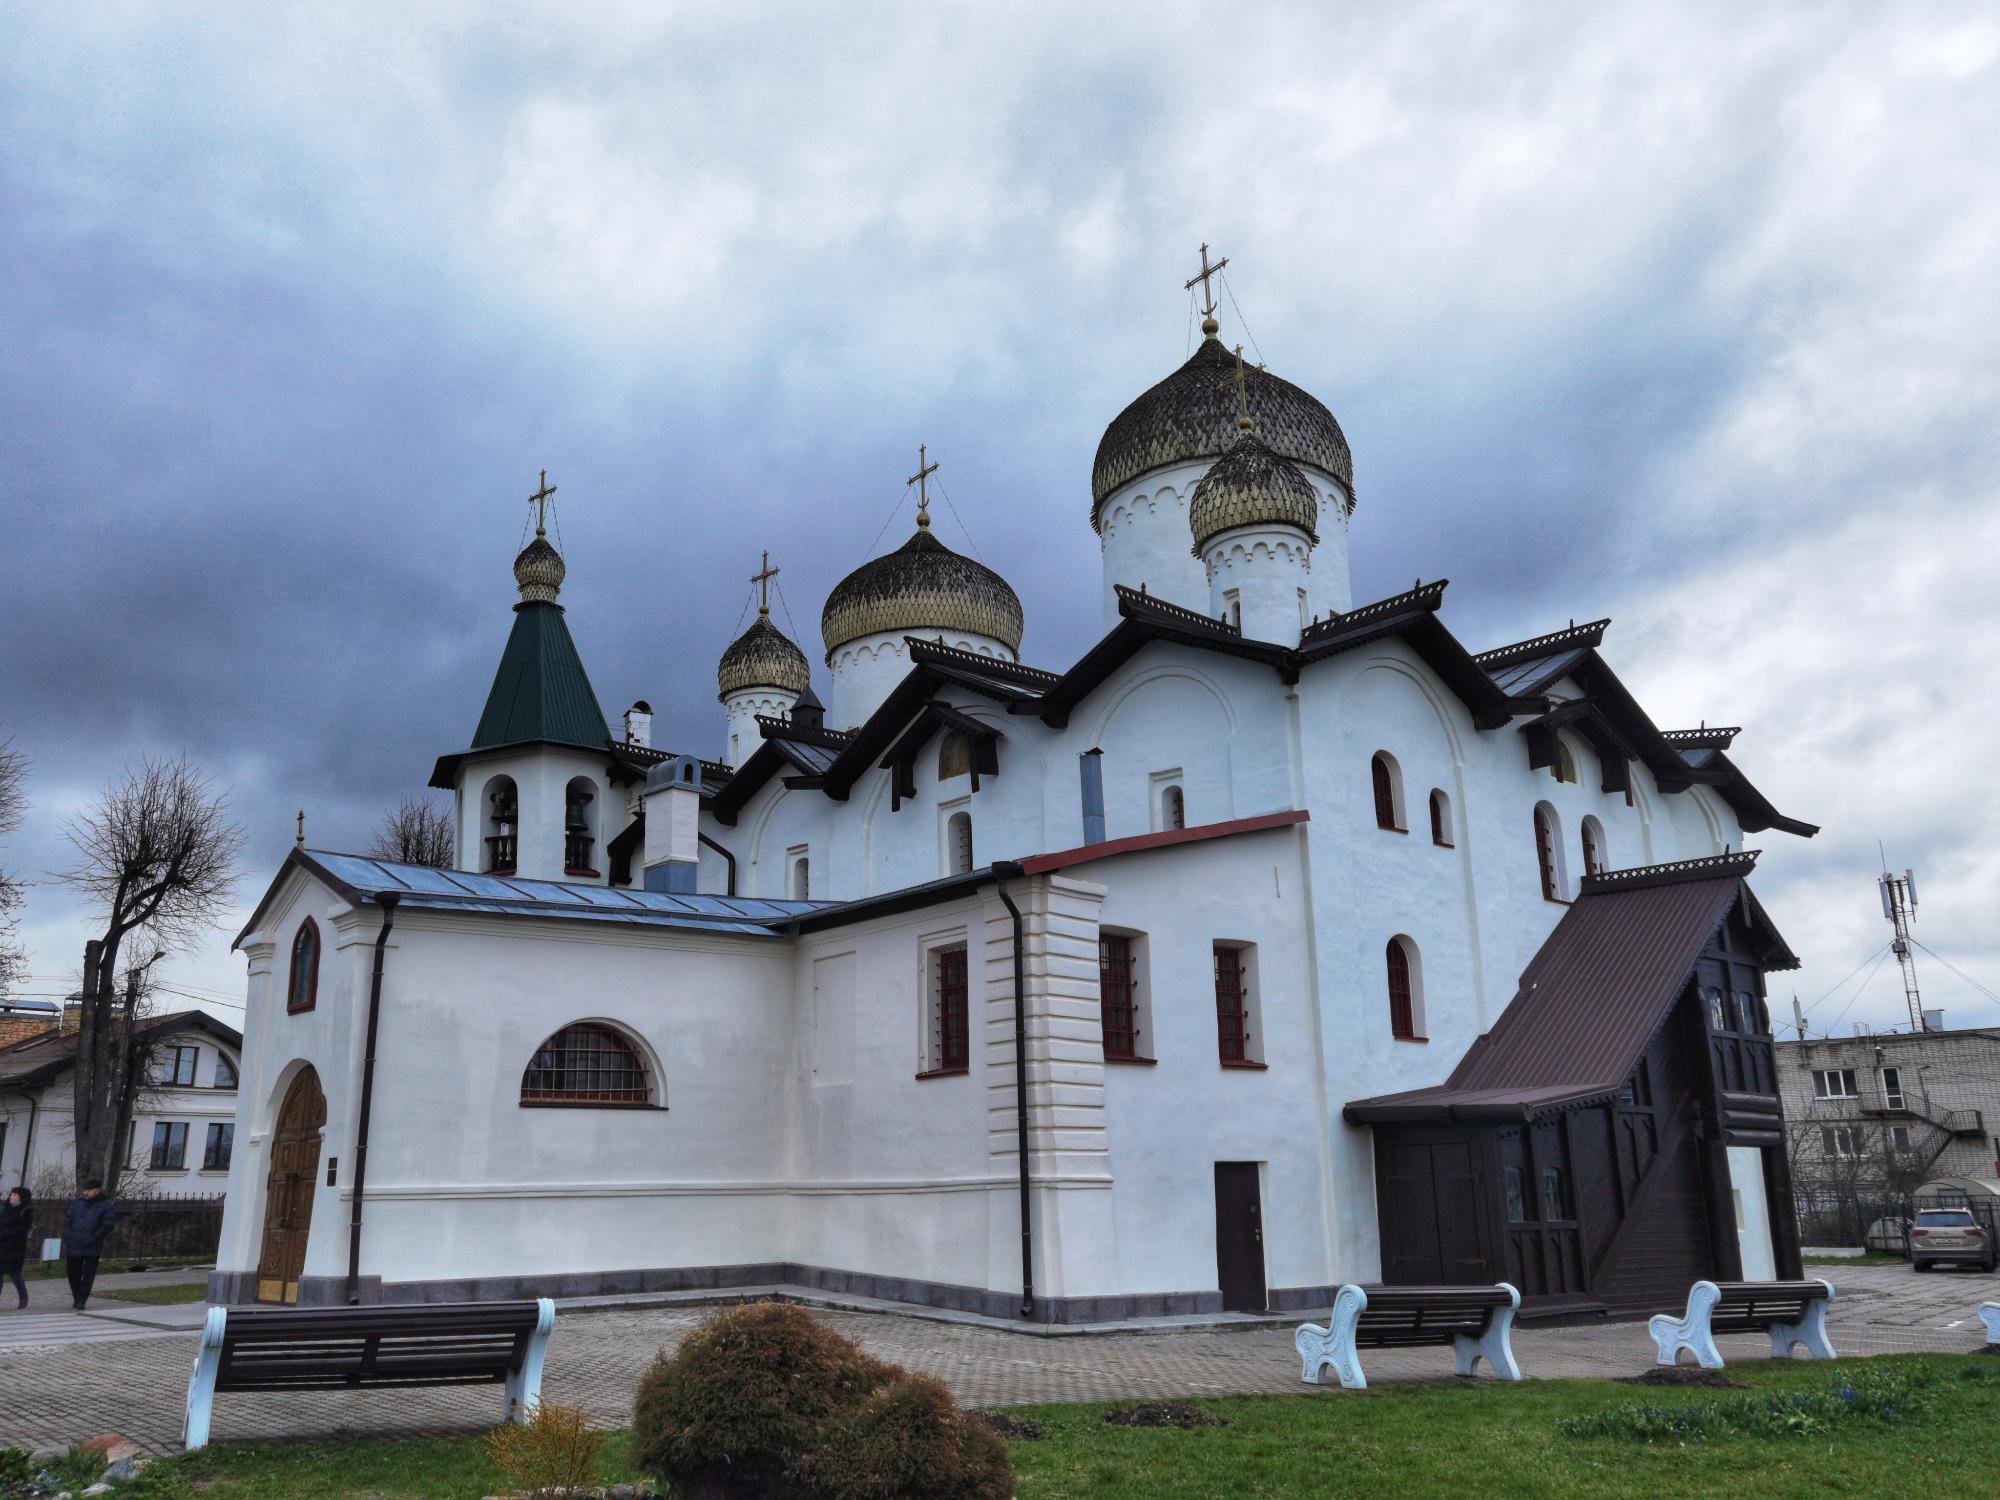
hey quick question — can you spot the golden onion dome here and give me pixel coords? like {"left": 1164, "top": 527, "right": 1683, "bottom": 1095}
{"left": 1186, "top": 435, "right": 1320, "bottom": 554}
{"left": 717, "top": 612, "right": 811, "bottom": 699}
{"left": 821, "top": 528, "right": 1025, "bottom": 662}
{"left": 513, "top": 536, "right": 566, "bottom": 603}
{"left": 1091, "top": 335, "right": 1352, "bottom": 528}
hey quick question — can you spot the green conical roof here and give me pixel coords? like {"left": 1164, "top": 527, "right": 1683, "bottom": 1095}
{"left": 470, "top": 562, "right": 611, "bottom": 752}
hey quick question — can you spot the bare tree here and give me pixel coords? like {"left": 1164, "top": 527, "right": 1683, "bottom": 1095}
{"left": 0, "top": 736, "right": 25, "bottom": 998}
{"left": 367, "top": 794, "right": 455, "bottom": 868}
{"left": 60, "top": 757, "right": 242, "bottom": 1189}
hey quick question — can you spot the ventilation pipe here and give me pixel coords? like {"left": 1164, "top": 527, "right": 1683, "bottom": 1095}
{"left": 1079, "top": 749, "right": 1106, "bottom": 845}
{"left": 623, "top": 701, "right": 653, "bottom": 748}
{"left": 643, "top": 757, "right": 702, "bottom": 893}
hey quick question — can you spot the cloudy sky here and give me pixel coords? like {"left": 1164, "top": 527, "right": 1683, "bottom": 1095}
{"left": 4, "top": 3, "right": 1997, "bottom": 1036}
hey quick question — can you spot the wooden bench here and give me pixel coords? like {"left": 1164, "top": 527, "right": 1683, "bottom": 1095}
{"left": 1296, "top": 1282, "right": 1521, "bottom": 1390}
{"left": 184, "top": 1298, "right": 555, "bottom": 1450}
{"left": 1978, "top": 1301, "right": 1999, "bottom": 1344}
{"left": 1649, "top": 1279, "right": 1834, "bottom": 1370}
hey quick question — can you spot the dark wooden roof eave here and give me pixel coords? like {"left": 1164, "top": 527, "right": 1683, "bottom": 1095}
{"left": 1295, "top": 583, "right": 1521, "bottom": 729}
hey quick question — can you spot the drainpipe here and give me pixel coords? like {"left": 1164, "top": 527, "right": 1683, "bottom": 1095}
{"left": 697, "top": 832, "right": 738, "bottom": 897}
{"left": 346, "top": 892, "right": 399, "bottom": 1305}
{"left": 20, "top": 1093, "right": 39, "bottom": 1187}
{"left": 992, "top": 862, "right": 1034, "bottom": 1319}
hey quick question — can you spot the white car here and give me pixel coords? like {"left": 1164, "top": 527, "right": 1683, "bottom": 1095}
{"left": 1909, "top": 1209, "right": 1996, "bottom": 1272}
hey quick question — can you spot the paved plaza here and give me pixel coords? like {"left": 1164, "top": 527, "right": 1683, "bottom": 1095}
{"left": 0, "top": 1263, "right": 1992, "bottom": 1456}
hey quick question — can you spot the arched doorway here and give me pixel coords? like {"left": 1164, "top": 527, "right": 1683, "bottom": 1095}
{"left": 256, "top": 1067, "right": 325, "bottom": 1304}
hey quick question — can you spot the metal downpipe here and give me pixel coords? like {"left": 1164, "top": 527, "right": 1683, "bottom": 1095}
{"left": 993, "top": 863, "right": 1034, "bottom": 1319}
{"left": 346, "top": 892, "right": 399, "bottom": 1304}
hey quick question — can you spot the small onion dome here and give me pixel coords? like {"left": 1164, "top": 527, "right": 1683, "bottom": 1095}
{"left": 1091, "top": 336, "right": 1353, "bottom": 529}
{"left": 821, "top": 528, "right": 1025, "bottom": 662}
{"left": 513, "top": 536, "right": 566, "bottom": 603}
{"left": 717, "top": 612, "right": 811, "bottom": 700}
{"left": 1187, "top": 435, "right": 1320, "bottom": 555}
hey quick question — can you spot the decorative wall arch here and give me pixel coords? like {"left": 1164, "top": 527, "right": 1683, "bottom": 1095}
{"left": 1086, "top": 662, "right": 1239, "bottom": 747}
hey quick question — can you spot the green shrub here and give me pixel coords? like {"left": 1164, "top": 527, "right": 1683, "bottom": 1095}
{"left": 631, "top": 1302, "right": 1012, "bottom": 1500}
{"left": 1558, "top": 1366, "right": 1934, "bottom": 1444}
{"left": 0, "top": 1448, "right": 31, "bottom": 1486}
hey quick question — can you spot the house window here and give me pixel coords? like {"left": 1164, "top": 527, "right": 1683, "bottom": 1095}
{"left": 1890, "top": 1125, "right": 1912, "bottom": 1152}
{"left": 203, "top": 1122, "right": 234, "bottom": 1170}
{"left": 1581, "top": 816, "right": 1606, "bottom": 877}
{"left": 483, "top": 775, "right": 519, "bottom": 873}
{"left": 1429, "top": 789, "right": 1452, "bottom": 847}
{"left": 1540, "top": 1166, "right": 1569, "bottom": 1220}
{"left": 947, "top": 811, "right": 974, "bottom": 875}
{"left": 521, "top": 1023, "right": 654, "bottom": 1106}
{"left": 287, "top": 918, "right": 320, "bottom": 1014}
{"left": 1099, "top": 935, "right": 1142, "bottom": 1061}
{"left": 1533, "top": 805, "right": 1563, "bottom": 902}
{"left": 1704, "top": 986, "right": 1730, "bottom": 1032}
{"left": 153, "top": 1045, "right": 199, "bottom": 1087}
{"left": 1213, "top": 944, "right": 1252, "bottom": 1063}
{"left": 929, "top": 944, "right": 970, "bottom": 1074}
{"left": 1812, "top": 1069, "right": 1860, "bottom": 1100}
{"left": 1733, "top": 990, "right": 1764, "bottom": 1033}
{"left": 1162, "top": 784, "right": 1185, "bottom": 831}
{"left": 938, "top": 731, "right": 972, "bottom": 781}
{"left": 1371, "top": 753, "right": 1404, "bottom": 831}
{"left": 1504, "top": 1166, "right": 1526, "bottom": 1223}
{"left": 1386, "top": 936, "right": 1425, "bottom": 1040}
{"left": 214, "top": 1054, "right": 238, "bottom": 1090}
{"left": 1821, "top": 1125, "right": 1864, "bottom": 1158}
{"left": 1882, "top": 1066, "right": 1904, "bottom": 1109}
{"left": 1553, "top": 739, "right": 1578, "bottom": 784}
{"left": 149, "top": 1121, "right": 189, "bottom": 1170}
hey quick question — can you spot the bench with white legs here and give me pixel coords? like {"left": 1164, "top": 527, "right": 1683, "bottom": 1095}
{"left": 184, "top": 1298, "right": 555, "bottom": 1451}
{"left": 1979, "top": 1301, "right": 1999, "bottom": 1344}
{"left": 1649, "top": 1279, "right": 1834, "bottom": 1370}
{"left": 1296, "top": 1282, "right": 1521, "bottom": 1391}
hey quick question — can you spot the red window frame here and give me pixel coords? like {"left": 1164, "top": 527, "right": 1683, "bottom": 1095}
{"left": 1100, "top": 936, "right": 1139, "bottom": 1060}
{"left": 1371, "top": 756, "right": 1398, "bottom": 831}
{"left": 936, "top": 945, "right": 970, "bottom": 1072}
{"left": 1535, "top": 809, "right": 1561, "bottom": 901}
{"left": 287, "top": 918, "right": 320, "bottom": 1014}
{"left": 1214, "top": 945, "right": 1249, "bottom": 1062}
{"left": 1387, "top": 940, "right": 1415, "bottom": 1039}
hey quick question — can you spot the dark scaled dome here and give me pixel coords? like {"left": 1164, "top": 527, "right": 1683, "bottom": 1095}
{"left": 821, "top": 528, "right": 1025, "bottom": 662}
{"left": 1187, "top": 435, "right": 1320, "bottom": 554}
{"left": 1091, "top": 336, "right": 1353, "bottom": 528}
{"left": 513, "top": 536, "right": 566, "bottom": 603}
{"left": 717, "top": 612, "right": 811, "bottom": 699}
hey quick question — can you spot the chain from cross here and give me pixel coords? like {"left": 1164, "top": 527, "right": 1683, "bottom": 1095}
{"left": 751, "top": 550, "right": 780, "bottom": 616}
{"left": 528, "top": 469, "right": 559, "bottom": 537}
{"left": 906, "top": 444, "right": 939, "bottom": 528}
{"left": 1217, "top": 343, "right": 1263, "bottom": 434}
{"left": 1184, "top": 243, "right": 1229, "bottom": 319}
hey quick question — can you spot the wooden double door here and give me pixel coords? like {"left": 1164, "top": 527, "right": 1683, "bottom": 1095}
{"left": 257, "top": 1067, "right": 325, "bottom": 1304}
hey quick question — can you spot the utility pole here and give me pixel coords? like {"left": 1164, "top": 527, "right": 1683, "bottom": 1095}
{"left": 1878, "top": 859, "right": 1924, "bottom": 1032}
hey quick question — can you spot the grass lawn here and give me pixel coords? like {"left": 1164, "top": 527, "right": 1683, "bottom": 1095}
{"left": 112, "top": 1354, "right": 2000, "bottom": 1500}
{"left": 1804, "top": 1251, "right": 1907, "bottom": 1268}
{"left": 93, "top": 1282, "right": 209, "bottom": 1306}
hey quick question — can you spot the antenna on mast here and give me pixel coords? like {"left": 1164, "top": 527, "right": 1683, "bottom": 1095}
{"left": 1877, "top": 858, "right": 1926, "bottom": 1031}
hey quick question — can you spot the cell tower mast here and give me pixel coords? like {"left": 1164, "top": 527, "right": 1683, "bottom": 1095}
{"left": 1877, "top": 860, "right": 1925, "bottom": 1032}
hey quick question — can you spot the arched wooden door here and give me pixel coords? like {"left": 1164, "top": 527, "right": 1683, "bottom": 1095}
{"left": 256, "top": 1067, "right": 326, "bottom": 1304}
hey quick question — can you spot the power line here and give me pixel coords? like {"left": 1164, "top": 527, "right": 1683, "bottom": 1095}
{"left": 858, "top": 483, "right": 910, "bottom": 564}
{"left": 1801, "top": 942, "right": 1892, "bottom": 1016}
{"left": 929, "top": 480, "right": 986, "bottom": 564}
{"left": 1185, "top": 283, "right": 1197, "bottom": 359}
{"left": 1912, "top": 941, "right": 2000, "bottom": 1009}
{"left": 1824, "top": 947, "right": 1895, "bottom": 1033}
{"left": 772, "top": 577, "right": 805, "bottom": 651}
{"left": 1218, "top": 269, "right": 1266, "bottom": 368}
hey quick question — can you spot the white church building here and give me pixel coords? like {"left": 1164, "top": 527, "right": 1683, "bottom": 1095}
{"left": 213, "top": 288, "right": 1816, "bottom": 1318}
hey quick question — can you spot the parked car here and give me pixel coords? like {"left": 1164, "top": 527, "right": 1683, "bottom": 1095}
{"left": 1909, "top": 1209, "right": 1996, "bottom": 1272}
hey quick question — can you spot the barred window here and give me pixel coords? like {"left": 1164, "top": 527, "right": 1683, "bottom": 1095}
{"left": 521, "top": 1023, "right": 654, "bottom": 1106}
{"left": 1100, "top": 935, "right": 1139, "bottom": 1060}
{"left": 1214, "top": 945, "right": 1249, "bottom": 1062}
{"left": 932, "top": 945, "right": 970, "bottom": 1073}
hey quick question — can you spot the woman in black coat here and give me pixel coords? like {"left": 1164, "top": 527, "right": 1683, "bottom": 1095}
{"left": 0, "top": 1186, "right": 32, "bottom": 1309}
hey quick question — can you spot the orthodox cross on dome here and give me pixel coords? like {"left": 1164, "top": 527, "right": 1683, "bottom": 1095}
{"left": 527, "top": 469, "right": 559, "bottom": 538}
{"left": 1184, "top": 243, "right": 1229, "bottom": 335}
{"left": 751, "top": 550, "right": 780, "bottom": 618}
{"left": 907, "top": 444, "right": 940, "bottom": 530}
{"left": 1217, "top": 343, "right": 1263, "bottom": 435}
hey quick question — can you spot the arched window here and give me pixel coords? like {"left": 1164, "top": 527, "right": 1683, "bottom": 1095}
{"left": 287, "top": 918, "right": 319, "bottom": 1014}
{"left": 1553, "top": 739, "right": 1578, "bottom": 785}
{"left": 1162, "top": 785, "right": 1185, "bottom": 831}
{"left": 1581, "top": 816, "right": 1607, "bottom": 878}
{"left": 938, "top": 731, "right": 972, "bottom": 782}
{"left": 947, "top": 811, "right": 974, "bottom": 874}
{"left": 521, "top": 1022, "right": 654, "bottom": 1107}
{"left": 1429, "top": 789, "right": 1452, "bottom": 848}
{"left": 1386, "top": 936, "right": 1424, "bottom": 1040}
{"left": 482, "top": 775, "right": 519, "bottom": 873}
{"left": 791, "top": 856, "right": 810, "bottom": 900}
{"left": 1371, "top": 753, "right": 1404, "bottom": 831}
{"left": 564, "top": 777, "right": 598, "bottom": 875}
{"left": 1534, "top": 803, "right": 1565, "bottom": 902}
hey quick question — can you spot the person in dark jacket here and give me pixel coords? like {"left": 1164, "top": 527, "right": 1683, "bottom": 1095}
{"left": 0, "top": 1186, "right": 31, "bottom": 1309}
{"left": 64, "top": 1180, "right": 116, "bottom": 1310}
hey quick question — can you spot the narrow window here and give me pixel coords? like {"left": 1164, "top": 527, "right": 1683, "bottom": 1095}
{"left": 149, "top": 1121, "right": 188, "bottom": 1170}
{"left": 1534, "top": 806, "right": 1562, "bottom": 901}
{"left": 932, "top": 945, "right": 970, "bottom": 1073}
{"left": 287, "top": 919, "right": 320, "bottom": 1014}
{"left": 522, "top": 1022, "right": 654, "bottom": 1106}
{"left": 1223, "top": 590, "right": 1242, "bottom": 630}
{"left": 1386, "top": 939, "right": 1416, "bottom": 1040}
{"left": 203, "top": 1122, "right": 234, "bottom": 1170}
{"left": 1581, "top": 816, "right": 1606, "bottom": 877}
{"left": 938, "top": 731, "right": 972, "bottom": 781}
{"left": 1162, "top": 784, "right": 1185, "bottom": 831}
{"left": 1428, "top": 789, "right": 1452, "bottom": 847}
{"left": 1890, "top": 1125, "right": 1912, "bottom": 1151}
{"left": 1371, "top": 754, "right": 1403, "bottom": 831}
{"left": 1553, "top": 739, "right": 1578, "bottom": 784}
{"left": 484, "top": 776, "right": 519, "bottom": 873}
{"left": 1504, "top": 1166, "right": 1526, "bottom": 1222}
{"left": 563, "top": 777, "right": 598, "bottom": 875}
{"left": 1882, "top": 1066, "right": 1904, "bottom": 1109}
{"left": 1100, "top": 935, "right": 1139, "bottom": 1060}
{"left": 1540, "top": 1166, "right": 1568, "bottom": 1220}
{"left": 791, "top": 856, "right": 810, "bottom": 900}
{"left": 1214, "top": 944, "right": 1249, "bottom": 1062}
{"left": 214, "top": 1054, "right": 238, "bottom": 1090}
{"left": 1704, "top": 986, "right": 1729, "bottom": 1032}
{"left": 947, "top": 811, "right": 974, "bottom": 875}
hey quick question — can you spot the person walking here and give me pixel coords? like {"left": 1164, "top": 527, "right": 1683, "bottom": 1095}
{"left": 0, "top": 1187, "right": 31, "bottom": 1309}
{"left": 63, "top": 1180, "right": 117, "bottom": 1311}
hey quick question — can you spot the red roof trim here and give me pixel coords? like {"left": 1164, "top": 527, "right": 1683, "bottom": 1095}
{"left": 1019, "top": 809, "right": 1309, "bottom": 875}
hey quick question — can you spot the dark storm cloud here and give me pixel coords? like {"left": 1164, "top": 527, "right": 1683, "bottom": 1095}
{"left": 2, "top": 3, "right": 1996, "bottom": 1027}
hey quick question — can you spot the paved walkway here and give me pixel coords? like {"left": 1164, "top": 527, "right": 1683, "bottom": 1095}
{"left": 0, "top": 1263, "right": 1992, "bottom": 1455}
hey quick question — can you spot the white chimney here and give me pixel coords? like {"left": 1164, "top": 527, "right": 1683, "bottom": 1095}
{"left": 643, "top": 756, "right": 701, "bottom": 893}
{"left": 624, "top": 700, "right": 654, "bottom": 748}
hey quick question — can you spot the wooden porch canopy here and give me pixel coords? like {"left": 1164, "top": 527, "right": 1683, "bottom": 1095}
{"left": 881, "top": 699, "right": 1002, "bottom": 809}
